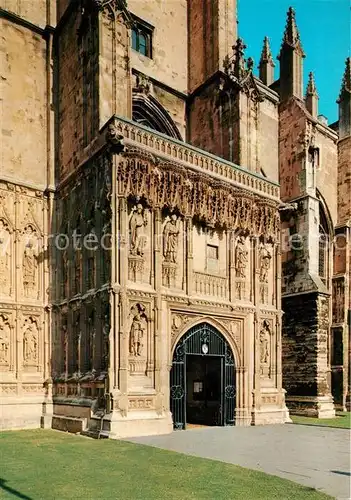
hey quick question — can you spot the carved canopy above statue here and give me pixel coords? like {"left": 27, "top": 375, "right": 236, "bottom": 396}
{"left": 117, "top": 148, "right": 280, "bottom": 241}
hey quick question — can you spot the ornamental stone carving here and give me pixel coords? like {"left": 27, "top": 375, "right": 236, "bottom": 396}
{"left": 129, "top": 304, "right": 147, "bottom": 357}
{"left": 22, "top": 225, "right": 38, "bottom": 298}
{"left": 23, "top": 317, "right": 39, "bottom": 365}
{"left": 0, "top": 219, "right": 11, "bottom": 296}
{"left": 0, "top": 313, "right": 10, "bottom": 365}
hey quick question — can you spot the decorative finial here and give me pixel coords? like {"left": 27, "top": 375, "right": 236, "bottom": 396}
{"left": 280, "top": 6, "right": 305, "bottom": 57}
{"left": 338, "top": 57, "right": 351, "bottom": 100}
{"left": 260, "top": 36, "right": 274, "bottom": 65}
{"left": 233, "top": 38, "right": 247, "bottom": 79}
{"left": 306, "top": 72, "right": 318, "bottom": 97}
{"left": 259, "top": 37, "right": 275, "bottom": 85}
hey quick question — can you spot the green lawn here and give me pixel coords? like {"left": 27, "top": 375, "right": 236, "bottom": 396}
{"left": 0, "top": 430, "right": 331, "bottom": 500}
{"left": 291, "top": 412, "right": 351, "bottom": 429}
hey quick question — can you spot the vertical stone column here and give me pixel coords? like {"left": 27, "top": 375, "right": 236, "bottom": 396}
{"left": 253, "top": 238, "right": 261, "bottom": 407}
{"left": 117, "top": 196, "right": 129, "bottom": 414}
{"left": 185, "top": 217, "right": 193, "bottom": 297}
{"left": 154, "top": 208, "right": 163, "bottom": 412}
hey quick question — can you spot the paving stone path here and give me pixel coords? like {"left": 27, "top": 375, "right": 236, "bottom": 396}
{"left": 128, "top": 424, "right": 350, "bottom": 499}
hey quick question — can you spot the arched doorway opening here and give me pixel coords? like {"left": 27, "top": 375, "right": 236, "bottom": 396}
{"left": 170, "top": 322, "right": 236, "bottom": 429}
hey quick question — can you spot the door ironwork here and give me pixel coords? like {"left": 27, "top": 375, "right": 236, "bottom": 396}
{"left": 170, "top": 322, "right": 236, "bottom": 429}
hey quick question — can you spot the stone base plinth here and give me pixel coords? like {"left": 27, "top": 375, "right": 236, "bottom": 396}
{"left": 251, "top": 407, "right": 291, "bottom": 425}
{"left": 100, "top": 410, "right": 173, "bottom": 439}
{"left": 286, "top": 395, "right": 336, "bottom": 418}
{"left": 0, "top": 396, "right": 53, "bottom": 430}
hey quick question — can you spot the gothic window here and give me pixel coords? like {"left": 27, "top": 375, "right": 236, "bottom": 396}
{"left": 132, "top": 93, "right": 183, "bottom": 140}
{"left": 131, "top": 17, "right": 153, "bottom": 58}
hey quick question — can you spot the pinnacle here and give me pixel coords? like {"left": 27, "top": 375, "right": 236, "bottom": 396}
{"left": 306, "top": 72, "right": 318, "bottom": 96}
{"left": 339, "top": 57, "right": 351, "bottom": 97}
{"left": 280, "top": 6, "right": 305, "bottom": 56}
{"left": 260, "top": 36, "right": 274, "bottom": 65}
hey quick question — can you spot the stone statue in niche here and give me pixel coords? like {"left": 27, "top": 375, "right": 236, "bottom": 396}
{"left": 130, "top": 204, "right": 148, "bottom": 257}
{"left": 0, "top": 219, "right": 11, "bottom": 295}
{"left": 0, "top": 313, "right": 10, "bottom": 364}
{"left": 129, "top": 304, "right": 147, "bottom": 357}
{"left": 23, "top": 226, "right": 38, "bottom": 297}
{"left": 163, "top": 214, "right": 180, "bottom": 263}
{"left": 235, "top": 236, "right": 248, "bottom": 278}
{"left": 23, "top": 317, "right": 39, "bottom": 364}
{"left": 259, "top": 321, "right": 270, "bottom": 366}
{"left": 259, "top": 243, "right": 272, "bottom": 283}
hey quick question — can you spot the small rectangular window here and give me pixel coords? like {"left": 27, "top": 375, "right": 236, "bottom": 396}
{"left": 131, "top": 15, "right": 154, "bottom": 59}
{"left": 207, "top": 244, "right": 219, "bottom": 260}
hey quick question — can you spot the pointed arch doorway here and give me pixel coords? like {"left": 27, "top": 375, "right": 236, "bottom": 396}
{"left": 170, "top": 322, "right": 236, "bottom": 430}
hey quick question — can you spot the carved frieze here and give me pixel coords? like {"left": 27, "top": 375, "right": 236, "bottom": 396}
{"left": 128, "top": 397, "right": 154, "bottom": 410}
{"left": 118, "top": 155, "right": 279, "bottom": 241}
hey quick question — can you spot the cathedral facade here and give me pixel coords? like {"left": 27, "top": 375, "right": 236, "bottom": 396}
{"left": 0, "top": 0, "right": 349, "bottom": 437}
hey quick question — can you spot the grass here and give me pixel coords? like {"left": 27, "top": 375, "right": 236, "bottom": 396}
{"left": 291, "top": 411, "right": 351, "bottom": 429}
{"left": 0, "top": 430, "right": 331, "bottom": 500}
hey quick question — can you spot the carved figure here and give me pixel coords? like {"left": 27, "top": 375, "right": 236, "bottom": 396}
{"left": 163, "top": 214, "right": 179, "bottom": 263}
{"left": 0, "top": 314, "right": 10, "bottom": 364}
{"left": 130, "top": 204, "right": 148, "bottom": 256}
{"left": 259, "top": 243, "right": 272, "bottom": 282}
{"left": 0, "top": 219, "right": 10, "bottom": 293}
{"left": 129, "top": 305, "right": 146, "bottom": 357}
{"left": 235, "top": 236, "right": 248, "bottom": 278}
{"left": 259, "top": 322, "right": 270, "bottom": 365}
{"left": 23, "top": 226, "right": 38, "bottom": 295}
{"left": 23, "top": 318, "right": 38, "bottom": 363}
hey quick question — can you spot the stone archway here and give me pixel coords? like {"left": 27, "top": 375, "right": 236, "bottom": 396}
{"left": 170, "top": 322, "right": 236, "bottom": 430}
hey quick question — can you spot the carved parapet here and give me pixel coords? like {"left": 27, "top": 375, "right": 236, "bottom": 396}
{"left": 194, "top": 272, "right": 229, "bottom": 299}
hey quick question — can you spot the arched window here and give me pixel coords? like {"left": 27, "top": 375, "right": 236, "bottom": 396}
{"left": 132, "top": 93, "right": 183, "bottom": 140}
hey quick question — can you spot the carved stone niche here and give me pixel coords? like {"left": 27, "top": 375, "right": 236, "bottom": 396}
{"left": 258, "top": 242, "right": 272, "bottom": 305}
{"left": 22, "top": 224, "right": 40, "bottom": 299}
{"left": 128, "top": 203, "right": 149, "bottom": 282}
{"left": 128, "top": 303, "right": 148, "bottom": 375}
{"left": 0, "top": 218, "right": 12, "bottom": 297}
{"left": 259, "top": 319, "right": 272, "bottom": 378}
{"left": 0, "top": 312, "right": 11, "bottom": 367}
{"left": 162, "top": 213, "right": 180, "bottom": 288}
{"left": 22, "top": 316, "right": 39, "bottom": 368}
